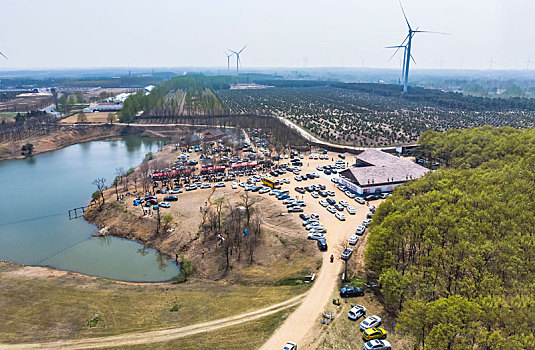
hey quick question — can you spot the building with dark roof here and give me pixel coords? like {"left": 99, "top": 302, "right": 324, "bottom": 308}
{"left": 338, "top": 149, "right": 429, "bottom": 195}
{"left": 202, "top": 129, "right": 226, "bottom": 142}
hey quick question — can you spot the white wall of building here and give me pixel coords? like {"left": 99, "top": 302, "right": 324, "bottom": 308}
{"left": 339, "top": 177, "right": 404, "bottom": 195}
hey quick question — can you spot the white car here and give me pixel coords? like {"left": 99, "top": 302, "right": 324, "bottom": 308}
{"left": 311, "top": 192, "right": 319, "bottom": 198}
{"left": 158, "top": 202, "right": 170, "bottom": 208}
{"left": 348, "top": 235, "right": 359, "bottom": 245}
{"left": 307, "top": 231, "right": 326, "bottom": 240}
{"left": 201, "top": 183, "right": 211, "bottom": 189}
{"left": 283, "top": 341, "right": 297, "bottom": 350}
{"left": 340, "top": 200, "right": 349, "bottom": 207}
{"left": 335, "top": 212, "right": 346, "bottom": 221}
{"left": 306, "top": 222, "right": 321, "bottom": 230}
{"left": 356, "top": 225, "right": 366, "bottom": 235}
{"left": 348, "top": 304, "right": 366, "bottom": 320}
{"left": 362, "top": 219, "right": 372, "bottom": 227}
{"left": 259, "top": 187, "right": 270, "bottom": 194}
{"left": 347, "top": 206, "right": 356, "bottom": 215}
{"left": 319, "top": 199, "right": 329, "bottom": 207}
{"left": 327, "top": 206, "right": 337, "bottom": 214}
{"left": 215, "top": 182, "right": 226, "bottom": 187}
{"left": 310, "top": 213, "right": 320, "bottom": 220}
{"left": 345, "top": 190, "right": 356, "bottom": 198}
{"left": 364, "top": 340, "right": 391, "bottom": 350}
{"left": 231, "top": 182, "right": 238, "bottom": 189}
{"left": 360, "top": 315, "right": 382, "bottom": 331}
{"left": 239, "top": 182, "right": 246, "bottom": 188}
{"left": 169, "top": 189, "right": 183, "bottom": 194}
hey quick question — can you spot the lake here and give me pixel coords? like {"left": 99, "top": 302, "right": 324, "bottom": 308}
{"left": 0, "top": 136, "right": 181, "bottom": 282}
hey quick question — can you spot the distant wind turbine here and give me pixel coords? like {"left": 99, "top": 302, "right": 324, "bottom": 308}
{"left": 225, "top": 51, "right": 233, "bottom": 72}
{"left": 489, "top": 57, "right": 494, "bottom": 70}
{"left": 391, "top": 1, "right": 449, "bottom": 92}
{"left": 0, "top": 50, "right": 8, "bottom": 60}
{"left": 526, "top": 57, "right": 532, "bottom": 70}
{"left": 229, "top": 45, "right": 246, "bottom": 75}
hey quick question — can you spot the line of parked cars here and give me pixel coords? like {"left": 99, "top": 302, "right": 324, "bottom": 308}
{"left": 343, "top": 291, "right": 391, "bottom": 350}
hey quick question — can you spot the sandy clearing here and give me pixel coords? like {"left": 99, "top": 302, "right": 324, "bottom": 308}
{"left": 260, "top": 168, "right": 373, "bottom": 350}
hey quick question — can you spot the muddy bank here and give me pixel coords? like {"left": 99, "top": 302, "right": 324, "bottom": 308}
{"left": 0, "top": 124, "right": 165, "bottom": 162}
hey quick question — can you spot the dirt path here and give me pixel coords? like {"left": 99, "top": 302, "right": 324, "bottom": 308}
{"left": 260, "top": 172, "right": 376, "bottom": 350}
{"left": 0, "top": 293, "right": 306, "bottom": 350}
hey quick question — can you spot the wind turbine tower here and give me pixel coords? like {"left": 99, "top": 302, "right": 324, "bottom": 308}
{"left": 225, "top": 51, "right": 233, "bottom": 72}
{"left": 229, "top": 45, "right": 247, "bottom": 75}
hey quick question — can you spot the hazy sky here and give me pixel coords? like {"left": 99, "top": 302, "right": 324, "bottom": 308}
{"left": 0, "top": 0, "right": 533, "bottom": 70}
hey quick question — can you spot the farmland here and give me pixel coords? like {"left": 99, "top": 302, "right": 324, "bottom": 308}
{"left": 216, "top": 84, "right": 535, "bottom": 146}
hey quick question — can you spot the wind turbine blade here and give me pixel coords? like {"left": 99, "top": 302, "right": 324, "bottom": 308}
{"left": 410, "top": 54, "right": 416, "bottom": 64}
{"left": 387, "top": 47, "right": 403, "bottom": 62}
{"left": 385, "top": 45, "right": 404, "bottom": 49}
{"left": 399, "top": 0, "right": 411, "bottom": 30}
{"left": 229, "top": 50, "right": 238, "bottom": 55}
{"left": 0, "top": 51, "right": 7, "bottom": 60}
{"left": 238, "top": 45, "right": 247, "bottom": 54}
{"left": 413, "top": 30, "right": 451, "bottom": 35}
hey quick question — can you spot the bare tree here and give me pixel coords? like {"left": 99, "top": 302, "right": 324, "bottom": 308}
{"left": 92, "top": 178, "right": 107, "bottom": 208}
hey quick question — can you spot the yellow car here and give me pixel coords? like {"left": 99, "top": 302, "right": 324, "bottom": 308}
{"left": 362, "top": 327, "right": 387, "bottom": 341}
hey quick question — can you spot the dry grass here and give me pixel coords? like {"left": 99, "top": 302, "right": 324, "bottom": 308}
{"left": 61, "top": 112, "right": 117, "bottom": 124}
{"left": 0, "top": 262, "right": 307, "bottom": 344}
{"left": 116, "top": 307, "right": 297, "bottom": 350}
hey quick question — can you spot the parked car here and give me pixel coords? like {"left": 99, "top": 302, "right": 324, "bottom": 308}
{"left": 326, "top": 197, "right": 336, "bottom": 205}
{"left": 367, "top": 212, "right": 373, "bottom": 219}
{"left": 365, "top": 194, "right": 379, "bottom": 201}
{"left": 158, "top": 202, "right": 170, "bottom": 208}
{"left": 345, "top": 191, "right": 356, "bottom": 199}
{"left": 339, "top": 200, "right": 349, "bottom": 207}
{"left": 201, "top": 183, "right": 211, "bottom": 189}
{"left": 288, "top": 206, "right": 303, "bottom": 213}
{"left": 335, "top": 212, "right": 346, "bottom": 221}
{"left": 317, "top": 238, "right": 328, "bottom": 251}
{"left": 308, "top": 232, "right": 326, "bottom": 240}
{"left": 295, "top": 186, "right": 306, "bottom": 193}
{"left": 185, "top": 185, "right": 197, "bottom": 191}
{"left": 360, "top": 315, "right": 382, "bottom": 331}
{"left": 334, "top": 204, "right": 344, "bottom": 212}
{"left": 348, "top": 305, "right": 366, "bottom": 321}
{"left": 215, "top": 182, "right": 226, "bottom": 188}
{"left": 319, "top": 199, "right": 329, "bottom": 207}
{"left": 169, "top": 189, "right": 183, "bottom": 194}
{"left": 283, "top": 341, "right": 298, "bottom": 350}
{"left": 341, "top": 247, "right": 353, "bottom": 260}
{"left": 347, "top": 206, "right": 356, "bottom": 215}
{"left": 363, "top": 327, "right": 388, "bottom": 341}
{"left": 362, "top": 219, "right": 372, "bottom": 227}
{"left": 355, "top": 197, "right": 366, "bottom": 204}
{"left": 311, "top": 192, "right": 319, "bottom": 198}
{"left": 310, "top": 213, "right": 320, "bottom": 220}
{"left": 302, "top": 219, "right": 318, "bottom": 226}
{"left": 163, "top": 195, "right": 178, "bottom": 202}
{"left": 340, "top": 285, "right": 364, "bottom": 298}
{"left": 259, "top": 187, "right": 270, "bottom": 194}
{"left": 356, "top": 225, "right": 366, "bottom": 235}
{"left": 300, "top": 213, "right": 310, "bottom": 220}
{"left": 231, "top": 182, "right": 238, "bottom": 189}
{"left": 363, "top": 340, "right": 391, "bottom": 350}
{"left": 327, "top": 206, "right": 337, "bottom": 214}
{"left": 310, "top": 226, "right": 327, "bottom": 234}
{"left": 380, "top": 193, "right": 391, "bottom": 199}
{"left": 348, "top": 235, "right": 359, "bottom": 245}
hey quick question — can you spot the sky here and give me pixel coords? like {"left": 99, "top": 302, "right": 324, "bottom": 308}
{"left": 0, "top": 0, "right": 533, "bottom": 70}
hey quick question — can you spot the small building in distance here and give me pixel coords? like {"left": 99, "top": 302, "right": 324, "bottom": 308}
{"left": 202, "top": 129, "right": 226, "bottom": 142}
{"left": 338, "top": 149, "right": 429, "bottom": 195}
{"left": 83, "top": 103, "right": 123, "bottom": 113}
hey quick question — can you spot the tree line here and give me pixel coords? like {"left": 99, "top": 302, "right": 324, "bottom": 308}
{"left": 365, "top": 126, "right": 535, "bottom": 349}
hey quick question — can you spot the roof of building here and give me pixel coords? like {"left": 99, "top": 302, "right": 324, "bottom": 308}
{"left": 340, "top": 149, "right": 429, "bottom": 187}
{"left": 203, "top": 129, "right": 226, "bottom": 140}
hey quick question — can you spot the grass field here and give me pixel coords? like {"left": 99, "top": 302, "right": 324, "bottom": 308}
{"left": 0, "top": 262, "right": 308, "bottom": 344}
{"left": 117, "top": 307, "right": 296, "bottom": 350}
{"left": 61, "top": 111, "right": 117, "bottom": 124}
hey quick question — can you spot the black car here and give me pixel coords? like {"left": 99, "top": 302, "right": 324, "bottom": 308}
{"left": 340, "top": 285, "right": 365, "bottom": 298}
{"left": 319, "top": 184, "right": 326, "bottom": 190}
{"left": 299, "top": 213, "right": 310, "bottom": 220}
{"left": 163, "top": 195, "right": 178, "bottom": 202}
{"left": 365, "top": 194, "right": 379, "bottom": 201}
{"left": 317, "top": 238, "right": 328, "bottom": 251}
{"left": 324, "top": 170, "right": 332, "bottom": 175}
{"left": 338, "top": 154, "right": 346, "bottom": 159}
{"left": 326, "top": 197, "right": 336, "bottom": 205}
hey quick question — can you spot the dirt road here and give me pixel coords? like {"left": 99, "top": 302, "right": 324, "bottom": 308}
{"left": 0, "top": 293, "right": 305, "bottom": 350}
{"left": 260, "top": 157, "right": 376, "bottom": 349}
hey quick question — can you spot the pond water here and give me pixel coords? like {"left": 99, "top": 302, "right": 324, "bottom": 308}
{"left": 0, "top": 136, "right": 181, "bottom": 282}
